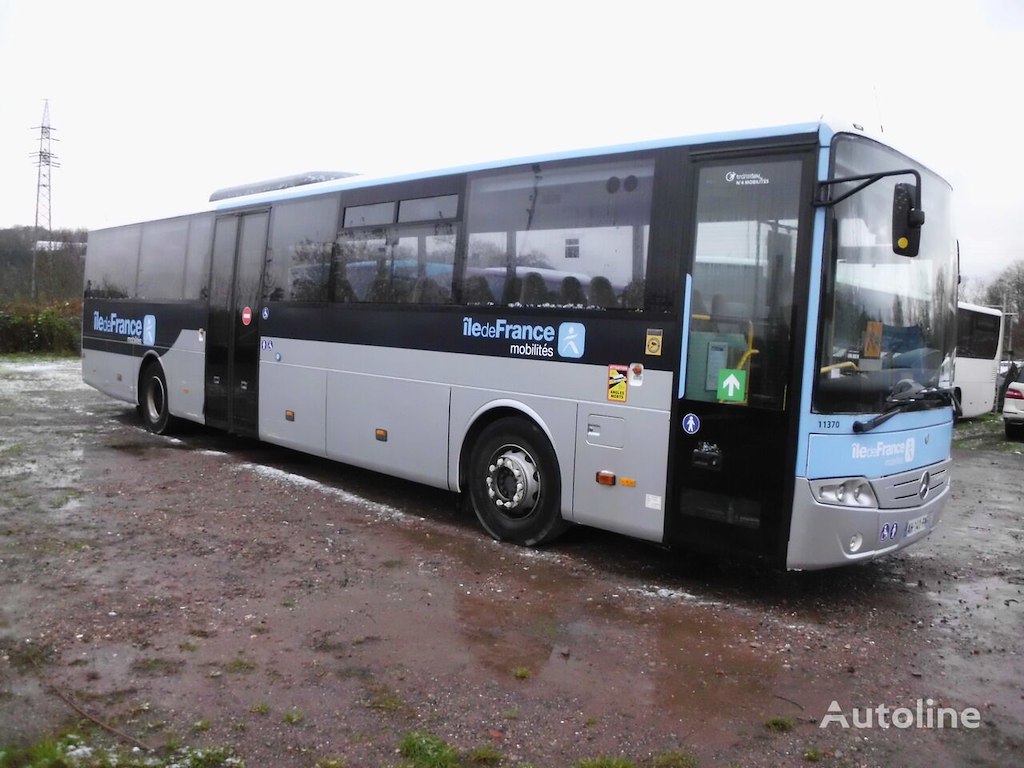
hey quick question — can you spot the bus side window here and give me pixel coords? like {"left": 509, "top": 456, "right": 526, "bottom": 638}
{"left": 267, "top": 196, "right": 340, "bottom": 302}
{"left": 463, "top": 157, "right": 655, "bottom": 312}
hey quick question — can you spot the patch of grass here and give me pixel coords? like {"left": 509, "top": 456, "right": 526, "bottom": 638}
{"left": 398, "top": 731, "right": 459, "bottom": 768}
{"left": 222, "top": 655, "right": 256, "bottom": 674}
{"left": 0, "top": 443, "right": 27, "bottom": 459}
{"left": 351, "top": 634, "right": 381, "bottom": 646}
{"left": 466, "top": 744, "right": 503, "bottom": 765}
{"left": 511, "top": 666, "right": 531, "bottom": 680}
{"left": 249, "top": 702, "right": 270, "bottom": 715}
{"left": 191, "top": 719, "right": 212, "bottom": 733}
{"left": 0, "top": 735, "right": 67, "bottom": 767}
{"left": 364, "top": 681, "right": 406, "bottom": 712}
{"left": 0, "top": 638, "right": 55, "bottom": 670}
{"left": 765, "top": 716, "right": 795, "bottom": 733}
{"left": 652, "top": 750, "right": 698, "bottom": 768}
{"left": 130, "top": 657, "right": 184, "bottom": 676}
{"left": 283, "top": 709, "right": 304, "bottom": 725}
{"left": 575, "top": 758, "right": 635, "bottom": 768}
{"left": 0, "top": 733, "right": 243, "bottom": 768}
{"left": 52, "top": 489, "right": 84, "bottom": 508}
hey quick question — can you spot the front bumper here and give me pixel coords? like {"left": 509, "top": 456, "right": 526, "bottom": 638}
{"left": 786, "top": 460, "right": 951, "bottom": 570}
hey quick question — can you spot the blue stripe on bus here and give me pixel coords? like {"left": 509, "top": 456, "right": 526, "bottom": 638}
{"left": 794, "top": 136, "right": 835, "bottom": 477}
{"left": 678, "top": 274, "right": 693, "bottom": 399}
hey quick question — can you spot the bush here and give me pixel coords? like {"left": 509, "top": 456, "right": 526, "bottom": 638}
{"left": 0, "top": 300, "right": 81, "bottom": 354}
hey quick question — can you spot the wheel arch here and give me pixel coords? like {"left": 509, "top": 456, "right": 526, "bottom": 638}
{"left": 456, "top": 400, "right": 562, "bottom": 495}
{"left": 136, "top": 351, "right": 164, "bottom": 407}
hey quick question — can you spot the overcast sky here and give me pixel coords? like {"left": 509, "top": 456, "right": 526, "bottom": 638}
{"left": 1, "top": 0, "right": 1021, "bottom": 286}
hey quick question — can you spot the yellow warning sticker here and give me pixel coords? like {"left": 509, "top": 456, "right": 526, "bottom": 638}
{"left": 645, "top": 328, "right": 663, "bottom": 356}
{"left": 864, "top": 320, "right": 883, "bottom": 358}
{"left": 608, "top": 364, "right": 628, "bottom": 402}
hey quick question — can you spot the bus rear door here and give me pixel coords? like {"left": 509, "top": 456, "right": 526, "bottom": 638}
{"left": 205, "top": 211, "right": 268, "bottom": 436}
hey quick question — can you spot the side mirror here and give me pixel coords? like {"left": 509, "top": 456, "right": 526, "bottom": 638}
{"left": 892, "top": 182, "right": 925, "bottom": 257}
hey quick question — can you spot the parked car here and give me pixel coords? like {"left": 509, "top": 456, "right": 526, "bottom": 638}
{"left": 1003, "top": 363, "right": 1024, "bottom": 439}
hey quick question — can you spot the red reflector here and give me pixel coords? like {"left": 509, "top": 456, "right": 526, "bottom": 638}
{"left": 596, "top": 470, "right": 616, "bottom": 486}
{"left": 1006, "top": 388, "right": 1024, "bottom": 400}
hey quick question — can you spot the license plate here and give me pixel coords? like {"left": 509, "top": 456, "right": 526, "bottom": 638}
{"left": 905, "top": 513, "right": 928, "bottom": 537}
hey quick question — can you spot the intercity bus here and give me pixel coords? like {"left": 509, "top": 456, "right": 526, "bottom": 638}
{"left": 954, "top": 301, "right": 1003, "bottom": 418}
{"left": 82, "top": 121, "right": 958, "bottom": 570}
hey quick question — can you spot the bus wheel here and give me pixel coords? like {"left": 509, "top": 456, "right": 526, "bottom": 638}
{"left": 140, "top": 362, "right": 174, "bottom": 435}
{"left": 467, "top": 417, "right": 569, "bottom": 546}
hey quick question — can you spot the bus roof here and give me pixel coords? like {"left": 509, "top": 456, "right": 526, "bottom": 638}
{"left": 206, "top": 121, "right": 836, "bottom": 214}
{"left": 90, "top": 119, "right": 925, "bottom": 232}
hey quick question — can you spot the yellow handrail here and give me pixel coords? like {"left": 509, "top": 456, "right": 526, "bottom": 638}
{"left": 820, "top": 361, "right": 860, "bottom": 374}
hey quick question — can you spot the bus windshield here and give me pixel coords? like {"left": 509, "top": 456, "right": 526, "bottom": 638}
{"left": 814, "top": 134, "right": 957, "bottom": 414}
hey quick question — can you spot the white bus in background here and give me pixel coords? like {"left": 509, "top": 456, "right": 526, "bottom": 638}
{"left": 955, "top": 301, "right": 1004, "bottom": 418}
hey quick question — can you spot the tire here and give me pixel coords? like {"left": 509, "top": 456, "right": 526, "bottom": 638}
{"left": 140, "top": 362, "right": 175, "bottom": 435}
{"left": 466, "top": 417, "right": 569, "bottom": 546}
{"left": 1006, "top": 421, "right": 1024, "bottom": 441}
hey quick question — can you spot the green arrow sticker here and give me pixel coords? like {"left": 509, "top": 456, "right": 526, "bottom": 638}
{"left": 716, "top": 368, "right": 747, "bottom": 403}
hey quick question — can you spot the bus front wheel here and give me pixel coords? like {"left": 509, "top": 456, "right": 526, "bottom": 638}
{"left": 140, "top": 362, "right": 175, "bottom": 435}
{"left": 467, "top": 417, "right": 569, "bottom": 547}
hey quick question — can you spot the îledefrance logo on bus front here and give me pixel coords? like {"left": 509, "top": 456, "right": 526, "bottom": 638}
{"left": 461, "top": 317, "right": 585, "bottom": 360}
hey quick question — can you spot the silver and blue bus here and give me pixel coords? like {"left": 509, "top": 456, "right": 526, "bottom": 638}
{"left": 82, "top": 121, "right": 958, "bottom": 570}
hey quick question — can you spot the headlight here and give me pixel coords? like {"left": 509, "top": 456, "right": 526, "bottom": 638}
{"left": 810, "top": 477, "right": 878, "bottom": 508}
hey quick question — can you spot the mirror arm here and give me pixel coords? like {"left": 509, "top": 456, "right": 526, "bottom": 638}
{"left": 814, "top": 169, "right": 922, "bottom": 208}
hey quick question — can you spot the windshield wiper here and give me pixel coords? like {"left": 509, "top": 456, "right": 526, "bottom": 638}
{"left": 852, "top": 384, "right": 957, "bottom": 433}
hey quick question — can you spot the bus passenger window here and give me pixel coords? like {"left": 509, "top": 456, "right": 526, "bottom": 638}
{"left": 462, "top": 157, "right": 655, "bottom": 310}
{"left": 266, "top": 196, "right": 341, "bottom": 302}
{"left": 137, "top": 218, "right": 188, "bottom": 300}
{"left": 82, "top": 225, "right": 141, "bottom": 299}
{"left": 335, "top": 224, "right": 455, "bottom": 305}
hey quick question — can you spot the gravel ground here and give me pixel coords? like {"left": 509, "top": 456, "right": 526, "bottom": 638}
{"left": 0, "top": 356, "right": 1021, "bottom": 767}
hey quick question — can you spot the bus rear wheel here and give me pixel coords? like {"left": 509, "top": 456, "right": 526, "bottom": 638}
{"left": 467, "top": 417, "right": 569, "bottom": 546}
{"left": 140, "top": 362, "right": 175, "bottom": 435}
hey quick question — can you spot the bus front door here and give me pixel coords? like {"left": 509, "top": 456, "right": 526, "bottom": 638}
{"left": 672, "top": 152, "right": 810, "bottom": 563}
{"left": 205, "top": 211, "right": 268, "bottom": 437}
